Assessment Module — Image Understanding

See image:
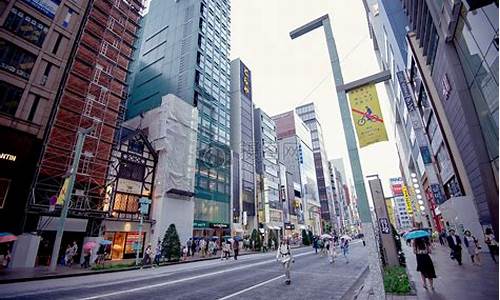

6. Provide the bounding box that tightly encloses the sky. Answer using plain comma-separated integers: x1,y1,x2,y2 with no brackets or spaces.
230,0,401,201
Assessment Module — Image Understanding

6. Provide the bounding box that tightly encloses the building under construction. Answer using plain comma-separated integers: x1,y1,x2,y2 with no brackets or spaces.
25,0,145,264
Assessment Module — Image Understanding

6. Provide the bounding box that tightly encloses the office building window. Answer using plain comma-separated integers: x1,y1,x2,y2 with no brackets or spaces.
3,8,49,47
118,160,145,181
113,193,140,214
0,81,23,116
0,39,36,80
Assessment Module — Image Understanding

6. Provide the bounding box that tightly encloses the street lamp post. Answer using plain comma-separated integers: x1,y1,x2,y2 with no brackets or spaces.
290,14,391,298
49,126,95,272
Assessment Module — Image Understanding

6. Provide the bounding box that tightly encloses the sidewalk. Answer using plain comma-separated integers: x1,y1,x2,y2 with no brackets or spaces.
0,245,304,284
402,242,498,300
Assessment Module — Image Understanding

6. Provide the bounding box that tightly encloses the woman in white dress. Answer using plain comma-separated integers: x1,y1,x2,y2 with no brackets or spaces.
276,237,294,285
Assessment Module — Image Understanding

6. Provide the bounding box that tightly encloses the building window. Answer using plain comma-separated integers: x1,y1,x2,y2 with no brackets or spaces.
128,140,144,155
0,39,36,80
3,8,49,47
0,179,11,209
28,95,40,121
0,81,23,116
113,193,140,213
118,160,145,181
62,8,73,29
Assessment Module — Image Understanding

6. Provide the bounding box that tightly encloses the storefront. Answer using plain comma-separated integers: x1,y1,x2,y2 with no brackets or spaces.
193,221,230,238
102,220,151,260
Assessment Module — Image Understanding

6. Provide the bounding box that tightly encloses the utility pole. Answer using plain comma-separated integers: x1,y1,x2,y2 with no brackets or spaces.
49,126,94,272
136,197,151,266
290,14,392,299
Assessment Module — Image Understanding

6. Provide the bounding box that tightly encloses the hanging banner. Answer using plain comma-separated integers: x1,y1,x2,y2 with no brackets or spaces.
401,185,413,215
348,84,388,148
56,177,70,205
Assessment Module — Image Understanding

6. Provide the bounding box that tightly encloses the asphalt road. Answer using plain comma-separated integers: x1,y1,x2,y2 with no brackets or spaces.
1,241,368,300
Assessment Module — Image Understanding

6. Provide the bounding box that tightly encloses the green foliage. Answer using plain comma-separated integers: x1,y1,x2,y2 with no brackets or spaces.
162,224,181,261
301,229,311,245
383,266,411,295
307,230,313,244
91,262,135,271
323,223,332,233
251,229,261,251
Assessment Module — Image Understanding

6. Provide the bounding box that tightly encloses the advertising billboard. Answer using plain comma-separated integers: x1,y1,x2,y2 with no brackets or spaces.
239,61,252,100
23,0,61,19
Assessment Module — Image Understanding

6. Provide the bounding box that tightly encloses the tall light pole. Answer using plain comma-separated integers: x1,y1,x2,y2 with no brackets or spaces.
49,126,95,272
290,14,391,298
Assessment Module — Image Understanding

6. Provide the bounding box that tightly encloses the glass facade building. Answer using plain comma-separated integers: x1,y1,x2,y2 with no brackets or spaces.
296,103,336,230
127,0,232,233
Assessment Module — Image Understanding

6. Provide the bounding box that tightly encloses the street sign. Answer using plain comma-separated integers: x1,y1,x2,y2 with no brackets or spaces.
379,218,391,234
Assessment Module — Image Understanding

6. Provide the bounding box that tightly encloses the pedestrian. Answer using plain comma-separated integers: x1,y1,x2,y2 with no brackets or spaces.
438,232,445,246
328,239,336,264
446,229,463,265
271,239,276,251
313,237,318,254
186,238,192,256
484,228,498,263
341,238,350,263
142,244,152,268
276,237,294,285
463,230,481,265
233,238,240,260
221,240,231,260
199,238,206,257
81,247,91,268
64,244,72,266
191,238,197,257
69,241,78,267
154,241,162,266
413,237,436,290
2,248,11,269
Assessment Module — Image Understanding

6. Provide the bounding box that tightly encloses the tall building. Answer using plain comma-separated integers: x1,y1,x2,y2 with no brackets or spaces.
254,107,282,237
329,158,354,233
27,0,145,250
296,103,336,232
328,161,343,232
273,111,321,235
230,59,256,236
127,0,232,237
0,0,90,241
389,177,412,230
365,0,498,236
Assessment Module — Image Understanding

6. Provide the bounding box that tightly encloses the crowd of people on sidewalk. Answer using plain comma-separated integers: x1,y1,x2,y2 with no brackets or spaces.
181,237,244,261
410,227,498,292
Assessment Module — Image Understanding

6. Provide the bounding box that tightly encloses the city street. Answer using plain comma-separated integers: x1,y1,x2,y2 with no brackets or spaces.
1,242,366,300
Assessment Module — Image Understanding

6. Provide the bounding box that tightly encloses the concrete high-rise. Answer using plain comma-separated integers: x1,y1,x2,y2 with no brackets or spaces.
230,59,256,236
127,0,232,237
254,107,282,237
296,103,336,233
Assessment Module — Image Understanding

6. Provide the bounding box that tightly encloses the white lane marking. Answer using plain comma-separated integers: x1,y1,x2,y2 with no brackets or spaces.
2,250,309,298
215,275,285,300
77,251,313,300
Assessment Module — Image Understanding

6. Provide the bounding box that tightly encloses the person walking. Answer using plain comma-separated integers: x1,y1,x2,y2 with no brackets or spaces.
199,238,206,257
186,239,192,257
313,237,318,254
81,247,92,268
463,230,481,265
154,242,162,267
276,237,294,285
221,240,231,260
438,231,445,246
328,239,336,264
63,244,72,266
2,248,11,268
69,241,78,267
447,229,463,265
484,228,498,263
142,244,152,268
191,239,197,257
341,238,350,263
413,237,436,290
233,238,240,260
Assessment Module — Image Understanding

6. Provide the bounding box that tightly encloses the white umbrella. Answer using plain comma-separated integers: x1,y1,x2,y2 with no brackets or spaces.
340,235,352,240
320,234,333,240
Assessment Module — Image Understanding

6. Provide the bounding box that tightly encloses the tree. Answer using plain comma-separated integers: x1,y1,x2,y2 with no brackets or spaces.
301,229,310,245
251,229,261,251
162,224,181,261
308,230,314,245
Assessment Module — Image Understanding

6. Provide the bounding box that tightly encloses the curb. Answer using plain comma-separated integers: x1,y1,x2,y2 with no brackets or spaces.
341,265,370,300
0,246,308,284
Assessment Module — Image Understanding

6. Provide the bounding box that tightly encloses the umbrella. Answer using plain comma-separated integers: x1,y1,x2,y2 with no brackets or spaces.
340,235,352,240
233,236,242,241
320,234,333,240
99,239,112,245
403,230,430,240
211,236,220,241
0,232,17,244
83,241,97,250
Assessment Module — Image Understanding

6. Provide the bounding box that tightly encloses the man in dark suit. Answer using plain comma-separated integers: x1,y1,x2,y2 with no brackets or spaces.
447,229,463,265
